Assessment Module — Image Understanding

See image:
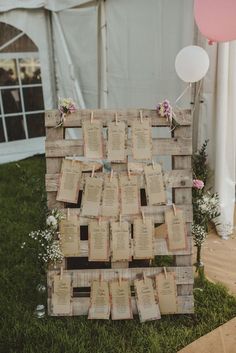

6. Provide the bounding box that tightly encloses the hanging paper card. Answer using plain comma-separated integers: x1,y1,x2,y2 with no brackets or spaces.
88,280,110,320
120,174,140,215
165,208,187,251
133,217,154,259
107,121,126,161
110,279,133,320
156,272,177,314
59,215,80,257
131,119,152,160
111,221,131,262
81,177,103,217
52,274,72,315
83,120,103,159
101,174,119,217
56,159,81,204
144,164,166,205
134,277,161,323
88,220,110,262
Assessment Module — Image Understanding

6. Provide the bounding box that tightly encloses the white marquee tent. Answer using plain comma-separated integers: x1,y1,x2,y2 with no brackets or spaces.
0,0,235,238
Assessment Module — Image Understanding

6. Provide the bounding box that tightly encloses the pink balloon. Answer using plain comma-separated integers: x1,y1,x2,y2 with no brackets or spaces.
194,0,236,42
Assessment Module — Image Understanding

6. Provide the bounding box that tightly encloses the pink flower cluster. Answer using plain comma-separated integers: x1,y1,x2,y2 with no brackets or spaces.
58,98,77,115
156,99,173,120
193,179,204,190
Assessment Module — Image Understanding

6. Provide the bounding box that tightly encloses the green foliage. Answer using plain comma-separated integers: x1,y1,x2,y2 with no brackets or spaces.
0,155,236,353
192,139,209,185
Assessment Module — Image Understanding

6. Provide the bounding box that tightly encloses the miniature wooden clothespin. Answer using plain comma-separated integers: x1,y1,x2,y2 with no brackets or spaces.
72,154,76,166
127,168,131,180
115,112,118,126
172,203,177,217
152,160,155,170
91,165,95,178
143,272,147,284
67,208,70,220
60,265,64,280
141,209,145,224
99,272,103,286
140,110,143,123
119,213,122,226
109,168,113,182
90,111,94,124
163,266,168,280
118,272,122,287
98,216,102,226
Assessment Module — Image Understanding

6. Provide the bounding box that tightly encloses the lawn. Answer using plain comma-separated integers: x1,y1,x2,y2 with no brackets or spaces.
0,155,236,353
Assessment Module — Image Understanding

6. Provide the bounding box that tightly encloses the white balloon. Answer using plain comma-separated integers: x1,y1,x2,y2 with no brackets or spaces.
175,45,209,83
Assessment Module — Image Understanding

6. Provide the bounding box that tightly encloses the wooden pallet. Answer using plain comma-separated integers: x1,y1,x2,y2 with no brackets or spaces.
45,108,194,316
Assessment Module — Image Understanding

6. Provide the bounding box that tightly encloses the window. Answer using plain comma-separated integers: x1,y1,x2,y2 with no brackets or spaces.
0,23,45,142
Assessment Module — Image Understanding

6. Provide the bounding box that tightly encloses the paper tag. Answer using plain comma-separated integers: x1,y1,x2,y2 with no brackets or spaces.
132,119,152,160
52,274,72,315
133,217,154,259
110,280,133,320
144,164,166,205
107,121,126,161
88,281,110,320
88,220,110,261
59,215,80,257
81,177,103,217
165,208,187,251
156,272,177,314
56,159,81,203
111,221,131,262
83,120,103,159
134,277,161,323
101,174,119,217
119,174,140,215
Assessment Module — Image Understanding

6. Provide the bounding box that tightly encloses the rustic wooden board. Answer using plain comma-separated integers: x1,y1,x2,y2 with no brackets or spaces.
45,109,192,128
45,137,192,158
45,169,193,192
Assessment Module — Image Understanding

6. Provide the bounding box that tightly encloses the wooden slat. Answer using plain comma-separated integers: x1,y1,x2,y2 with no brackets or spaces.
45,169,193,192
48,295,194,316
56,204,192,223
47,266,194,288
45,109,192,127
45,137,192,158
58,236,192,259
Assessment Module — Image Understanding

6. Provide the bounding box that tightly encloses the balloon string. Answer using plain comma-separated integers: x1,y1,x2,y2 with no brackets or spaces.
175,83,192,105
192,80,203,115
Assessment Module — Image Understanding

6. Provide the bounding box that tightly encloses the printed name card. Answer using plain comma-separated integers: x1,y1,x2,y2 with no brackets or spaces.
156,272,177,314
88,280,110,320
101,174,119,217
132,119,152,160
56,159,81,203
133,217,154,259
120,174,140,215
83,120,103,159
134,277,161,323
52,274,72,315
107,121,126,161
81,177,103,217
59,214,80,257
165,208,187,251
88,220,110,262
110,279,133,320
144,164,166,205
111,221,131,262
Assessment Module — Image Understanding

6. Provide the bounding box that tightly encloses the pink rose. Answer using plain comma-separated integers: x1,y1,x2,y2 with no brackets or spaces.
193,179,204,190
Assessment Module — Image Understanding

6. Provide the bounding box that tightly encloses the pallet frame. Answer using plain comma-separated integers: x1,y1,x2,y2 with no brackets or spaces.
45,108,194,316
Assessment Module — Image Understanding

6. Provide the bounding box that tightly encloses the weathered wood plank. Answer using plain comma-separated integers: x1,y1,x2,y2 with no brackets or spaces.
56,204,193,223
45,137,192,158
45,169,193,192
47,266,194,287
45,109,192,127
48,295,194,316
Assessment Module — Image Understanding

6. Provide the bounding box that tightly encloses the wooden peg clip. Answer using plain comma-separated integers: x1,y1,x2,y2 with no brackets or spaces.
127,168,131,180
115,112,118,126
140,110,143,123
118,272,122,287
172,203,177,217
119,213,122,226
98,216,102,226
91,165,95,178
72,154,76,166
163,266,168,279
109,168,113,182
99,272,103,286
90,111,94,124
143,272,147,284
141,209,145,224
60,265,63,280
67,208,70,220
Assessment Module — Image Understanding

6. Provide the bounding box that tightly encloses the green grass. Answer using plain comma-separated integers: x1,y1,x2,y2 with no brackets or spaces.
0,155,236,353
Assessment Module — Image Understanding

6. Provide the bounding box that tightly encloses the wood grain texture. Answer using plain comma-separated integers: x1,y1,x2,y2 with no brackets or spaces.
45,109,191,127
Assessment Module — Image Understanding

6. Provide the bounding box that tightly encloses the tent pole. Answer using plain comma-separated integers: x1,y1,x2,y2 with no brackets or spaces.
99,0,108,108
52,12,86,108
